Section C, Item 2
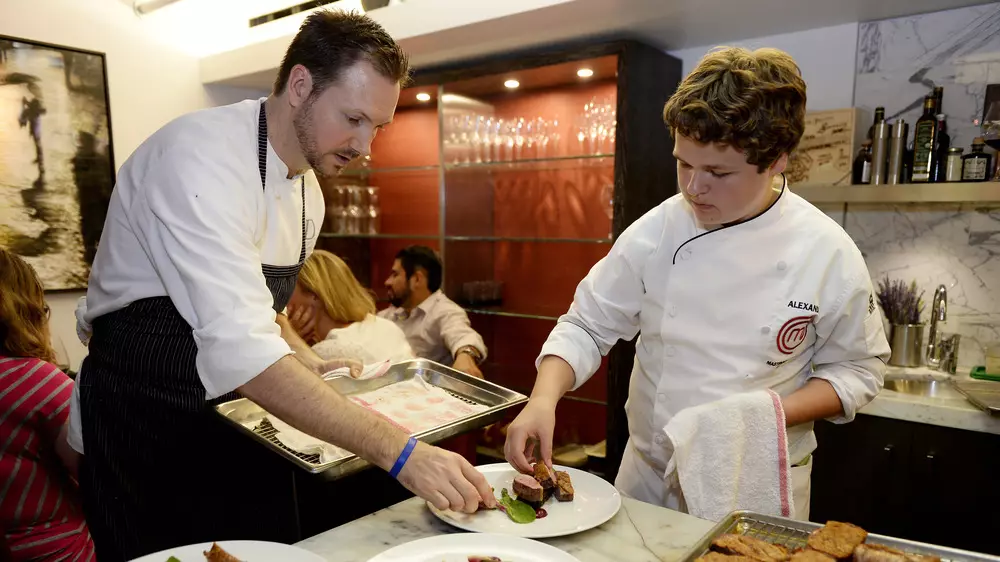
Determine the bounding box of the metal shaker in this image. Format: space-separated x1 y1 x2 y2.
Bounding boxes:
887 119 907 184
871 119 891 185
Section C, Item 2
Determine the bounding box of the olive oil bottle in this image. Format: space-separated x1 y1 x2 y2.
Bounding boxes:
910 96 938 183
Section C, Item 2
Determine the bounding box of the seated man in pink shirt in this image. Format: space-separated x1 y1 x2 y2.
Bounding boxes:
379 246 487 379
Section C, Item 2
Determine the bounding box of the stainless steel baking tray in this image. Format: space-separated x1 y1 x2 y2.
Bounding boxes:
678 511 999 562
214 358 527 480
952 379 1000 415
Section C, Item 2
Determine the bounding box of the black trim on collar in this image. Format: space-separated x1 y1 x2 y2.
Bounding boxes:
671 173 787 265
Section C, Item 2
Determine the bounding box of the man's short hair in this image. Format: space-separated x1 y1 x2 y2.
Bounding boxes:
396 246 442 293
663 46 807 172
274 9 410 96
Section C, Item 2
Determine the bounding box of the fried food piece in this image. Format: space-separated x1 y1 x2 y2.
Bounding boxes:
789 549 835 562
711 534 790 562
554 470 574 502
806 522 867 559
854 544 940 562
696 552 760 562
203 543 242 562
532 462 558 489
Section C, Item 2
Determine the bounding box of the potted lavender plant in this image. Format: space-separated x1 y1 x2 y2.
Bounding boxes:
876 276 925 367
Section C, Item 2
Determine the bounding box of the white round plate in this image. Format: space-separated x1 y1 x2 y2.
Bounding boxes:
129 540 325 562
366 533 581 562
428 463 621 538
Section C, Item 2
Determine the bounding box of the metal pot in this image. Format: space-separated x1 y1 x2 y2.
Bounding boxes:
889 324 924 367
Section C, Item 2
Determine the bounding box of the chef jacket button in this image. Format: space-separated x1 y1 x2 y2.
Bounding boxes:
777 261 787 271
665 346 676 357
669 305 677 317
657 393 667 402
655 434 665 445
761 326 771 335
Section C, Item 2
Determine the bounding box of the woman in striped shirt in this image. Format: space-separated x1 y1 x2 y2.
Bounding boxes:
0 248 95 561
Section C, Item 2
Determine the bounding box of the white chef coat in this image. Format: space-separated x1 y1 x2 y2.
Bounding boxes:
538 185 890 512
82 98 325 399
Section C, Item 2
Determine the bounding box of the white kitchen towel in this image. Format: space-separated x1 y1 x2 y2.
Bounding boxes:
322 359 392 381
663 389 792 521
267 415 351 464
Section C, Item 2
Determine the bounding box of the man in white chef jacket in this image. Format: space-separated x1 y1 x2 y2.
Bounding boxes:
75 11 494 561
504 47 890 519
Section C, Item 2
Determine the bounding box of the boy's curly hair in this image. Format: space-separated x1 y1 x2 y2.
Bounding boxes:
663 46 807 172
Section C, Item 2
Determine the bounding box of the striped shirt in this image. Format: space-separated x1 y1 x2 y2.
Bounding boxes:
1 356 95 561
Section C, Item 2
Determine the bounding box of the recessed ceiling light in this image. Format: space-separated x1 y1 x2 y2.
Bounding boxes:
577 68 594 78
504 79 520 89
415 92 431 102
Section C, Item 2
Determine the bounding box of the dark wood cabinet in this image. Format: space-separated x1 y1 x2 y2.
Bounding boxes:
812 414 1000 555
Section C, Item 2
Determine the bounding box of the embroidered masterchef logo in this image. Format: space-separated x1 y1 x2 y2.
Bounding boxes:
777 316 812 355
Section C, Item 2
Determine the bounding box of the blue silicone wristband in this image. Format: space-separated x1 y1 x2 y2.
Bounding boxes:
390 437 418 479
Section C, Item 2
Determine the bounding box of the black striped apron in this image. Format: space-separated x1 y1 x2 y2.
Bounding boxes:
79 100 306 561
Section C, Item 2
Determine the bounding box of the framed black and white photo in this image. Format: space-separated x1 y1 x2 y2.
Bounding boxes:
0 35 115 291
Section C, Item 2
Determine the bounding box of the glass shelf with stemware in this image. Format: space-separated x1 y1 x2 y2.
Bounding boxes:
440 96 617 169
444 153 613 172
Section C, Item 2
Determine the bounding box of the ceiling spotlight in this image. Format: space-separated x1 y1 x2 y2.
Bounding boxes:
577 68 594 78
415 92 431 102
504 79 520 89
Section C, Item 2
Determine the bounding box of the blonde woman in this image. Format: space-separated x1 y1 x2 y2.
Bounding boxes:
288 250 414 364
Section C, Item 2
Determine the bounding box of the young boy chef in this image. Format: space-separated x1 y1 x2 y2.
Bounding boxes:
504 47 890 519
76 11 493 561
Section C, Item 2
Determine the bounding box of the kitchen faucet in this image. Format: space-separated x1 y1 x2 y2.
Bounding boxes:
926 284 947 368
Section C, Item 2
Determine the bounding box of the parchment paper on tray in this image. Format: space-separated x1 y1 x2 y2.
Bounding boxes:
266 373 488 459
349 375 489 434
267 415 350 463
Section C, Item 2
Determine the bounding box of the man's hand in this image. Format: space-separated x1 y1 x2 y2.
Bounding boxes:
396 441 496 513
287 303 319 344
452 353 483 379
316 357 363 378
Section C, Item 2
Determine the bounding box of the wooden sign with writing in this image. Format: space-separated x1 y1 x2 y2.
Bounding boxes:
787 108 869 187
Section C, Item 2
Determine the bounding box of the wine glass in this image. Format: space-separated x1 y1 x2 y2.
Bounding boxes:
600 184 615 239
982 101 1000 181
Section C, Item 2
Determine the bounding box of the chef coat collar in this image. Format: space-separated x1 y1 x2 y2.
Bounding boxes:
260 101 305 183
673 174 787 264
720 173 787 230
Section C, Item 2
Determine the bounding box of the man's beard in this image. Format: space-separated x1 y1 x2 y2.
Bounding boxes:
293 97 347 179
388 286 409 308
293 99 326 178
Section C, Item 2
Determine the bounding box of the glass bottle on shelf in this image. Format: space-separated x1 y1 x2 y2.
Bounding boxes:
931 114 950 183
910 96 938 183
962 138 992 182
852 140 872 184
866 107 885 141
945 148 964 182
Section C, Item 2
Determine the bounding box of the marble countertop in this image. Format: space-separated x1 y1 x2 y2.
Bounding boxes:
859 366 1000 435
296 496 714 562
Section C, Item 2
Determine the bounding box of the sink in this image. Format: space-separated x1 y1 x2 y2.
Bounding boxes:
883 379 953 398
